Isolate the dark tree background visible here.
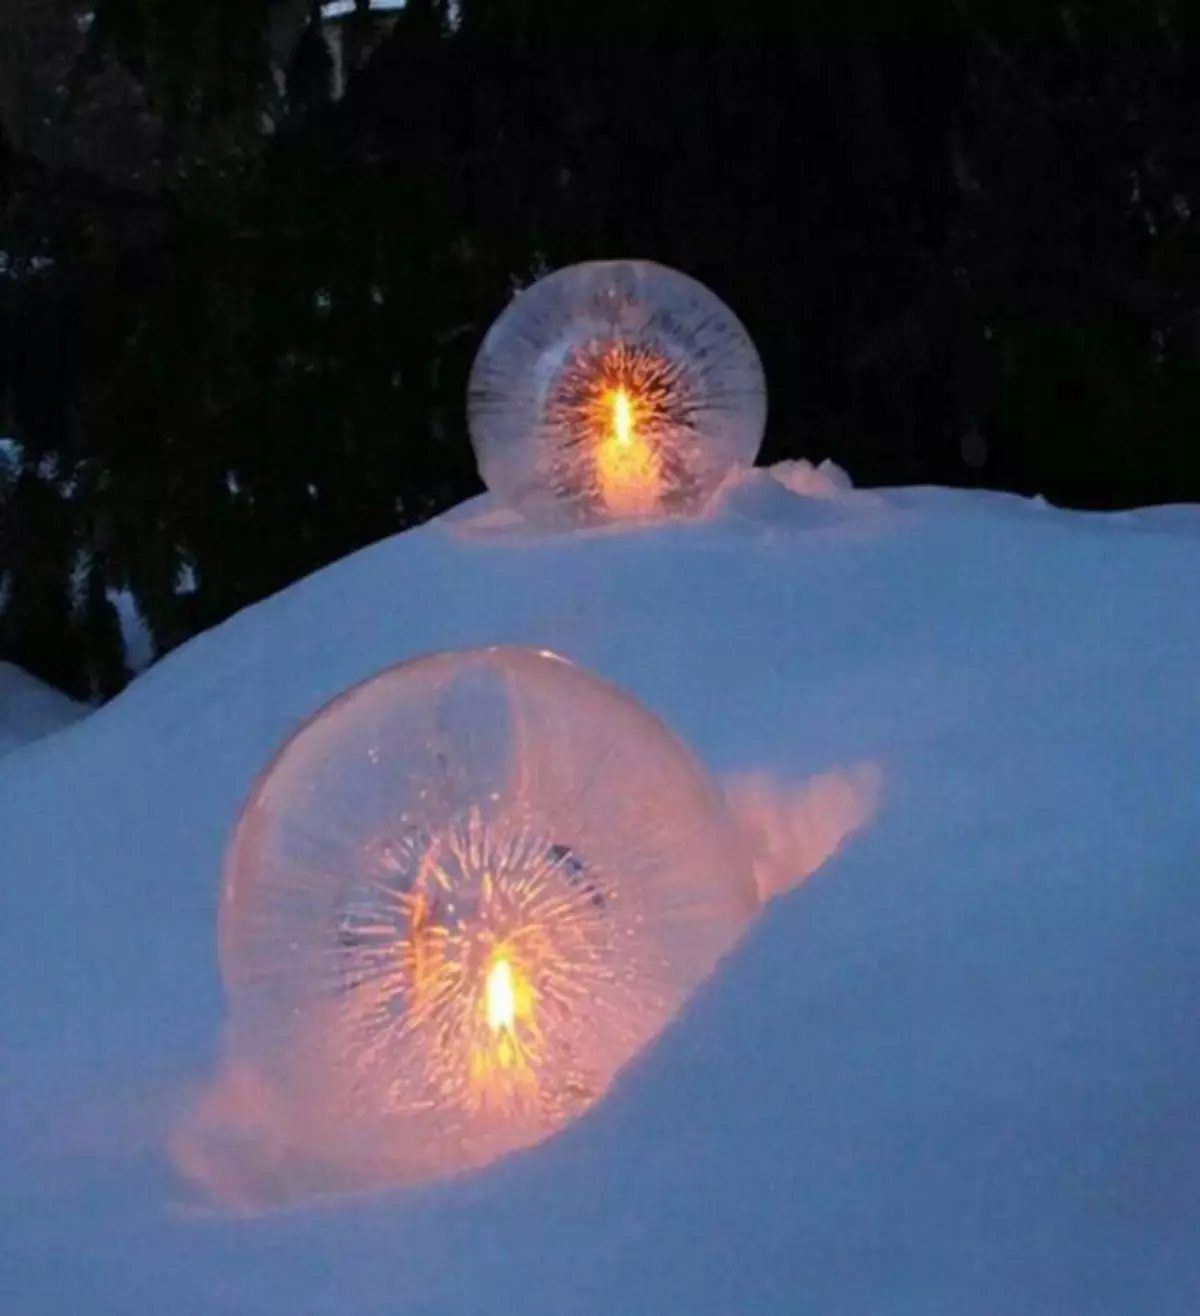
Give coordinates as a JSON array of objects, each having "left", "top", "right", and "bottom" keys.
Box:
[{"left": 2, "top": 0, "right": 1199, "bottom": 699}]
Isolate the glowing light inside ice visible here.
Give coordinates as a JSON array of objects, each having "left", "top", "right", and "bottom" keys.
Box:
[
  {"left": 175, "top": 646, "right": 757, "bottom": 1209},
  {"left": 468, "top": 260, "right": 767, "bottom": 527},
  {"left": 486, "top": 956, "right": 516, "bottom": 1034}
]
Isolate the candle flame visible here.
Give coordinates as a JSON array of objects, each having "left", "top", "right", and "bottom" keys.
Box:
[
  {"left": 486, "top": 955, "right": 516, "bottom": 1034},
  {"left": 612, "top": 388, "right": 634, "bottom": 448},
  {"left": 475, "top": 948, "right": 535, "bottom": 1089},
  {"left": 595, "top": 385, "right": 661, "bottom": 514}
]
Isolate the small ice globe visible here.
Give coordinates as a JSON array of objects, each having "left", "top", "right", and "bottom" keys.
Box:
[
  {"left": 468, "top": 260, "right": 767, "bottom": 527},
  {"left": 190, "top": 647, "right": 755, "bottom": 1206}
]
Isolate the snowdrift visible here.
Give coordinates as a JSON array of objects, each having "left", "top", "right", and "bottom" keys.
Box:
[
  {"left": 1, "top": 466, "right": 1197, "bottom": 1315},
  {"left": 0, "top": 661, "right": 88, "bottom": 758}
]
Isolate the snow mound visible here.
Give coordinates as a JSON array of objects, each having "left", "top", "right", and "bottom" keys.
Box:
[
  {"left": 0, "top": 662, "right": 88, "bottom": 758},
  {"left": 769, "top": 456, "right": 855, "bottom": 498},
  {"left": 0, "top": 463, "right": 1198, "bottom": 1315}
]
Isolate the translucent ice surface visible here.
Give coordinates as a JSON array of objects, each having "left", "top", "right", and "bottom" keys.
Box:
[
  {"left": 468, "top": 260, "right": 767, "bottom": 527},
  {"left": 179, "top": 647, "right": 756, "bottom": 1208}
]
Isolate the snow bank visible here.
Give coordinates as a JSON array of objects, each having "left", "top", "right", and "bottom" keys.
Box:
[
  {"left": 0, "top": 662, "right": 88, "bottom": 758},
  {"left": 0, "top": 466, "right": 1197, "bottom": 1314}
]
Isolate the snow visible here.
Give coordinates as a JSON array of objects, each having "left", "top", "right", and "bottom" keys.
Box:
[
  {"left": 0, "top": 661, "right": 88, "bottom": 757},
  {"left": 1, "top": 462, "right": 1198, "bottom": 1314},
  {"left": 321, "top": 0, "right": 406, "bottom": 17},
  {"left": 110, "top": 589, "right": 155, "bottom": 675}
]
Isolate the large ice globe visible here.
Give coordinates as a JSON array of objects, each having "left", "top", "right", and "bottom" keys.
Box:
[
  {"left": 468, "top": 260, "right": 767, "bottom": 527},
  {"left": 187, "top": 647, "right": 755, "bottom": 1206}
]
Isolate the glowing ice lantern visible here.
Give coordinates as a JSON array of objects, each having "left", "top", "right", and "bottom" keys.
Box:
[
  {"left": 468, "top": 259, "right": 767, "bottom": 527},
  {"left": 189, "top": 647, "right": 756, "bottom": 1207}
]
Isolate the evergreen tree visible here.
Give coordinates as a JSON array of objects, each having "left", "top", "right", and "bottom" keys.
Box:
[{"left": 286, "top": 3, "right": 334, "bottom": 121}]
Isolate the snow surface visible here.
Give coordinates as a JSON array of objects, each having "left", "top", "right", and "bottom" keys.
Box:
[
  {"left": 0, "top": 661, "right": 88, "bottom": 758},
  {"left": 1, "top": 463, "right": 1198, "bottom": 1314}
]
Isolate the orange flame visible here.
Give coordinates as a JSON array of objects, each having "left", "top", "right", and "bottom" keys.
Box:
[
  {"left": 594, "top": 385, "right": 662, "bottom": 515},
  {"left": 470, "top": 946, "right": 538, "bottom": 1100},
  {"left": 611, "top": 388, "right": 634, "bottom": 448},
  {"left": 485, "top": 954, "right": 516, "bottom": 1033}
]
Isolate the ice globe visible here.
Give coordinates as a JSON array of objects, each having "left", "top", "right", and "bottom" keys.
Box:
[
  {"left": 468, "top": 260, "right": 767, "bottom": 527},
  {"left": 192, "top": 647, "right": 756, "bottom": 1205}
]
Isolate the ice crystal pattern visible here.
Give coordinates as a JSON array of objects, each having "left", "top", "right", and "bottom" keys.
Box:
[
  {"left": 216, "top": 647, "right": 756, "bottom": 1191},
  {"left": 468, "top": 260, "right": 767, "bottom": 527}
]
